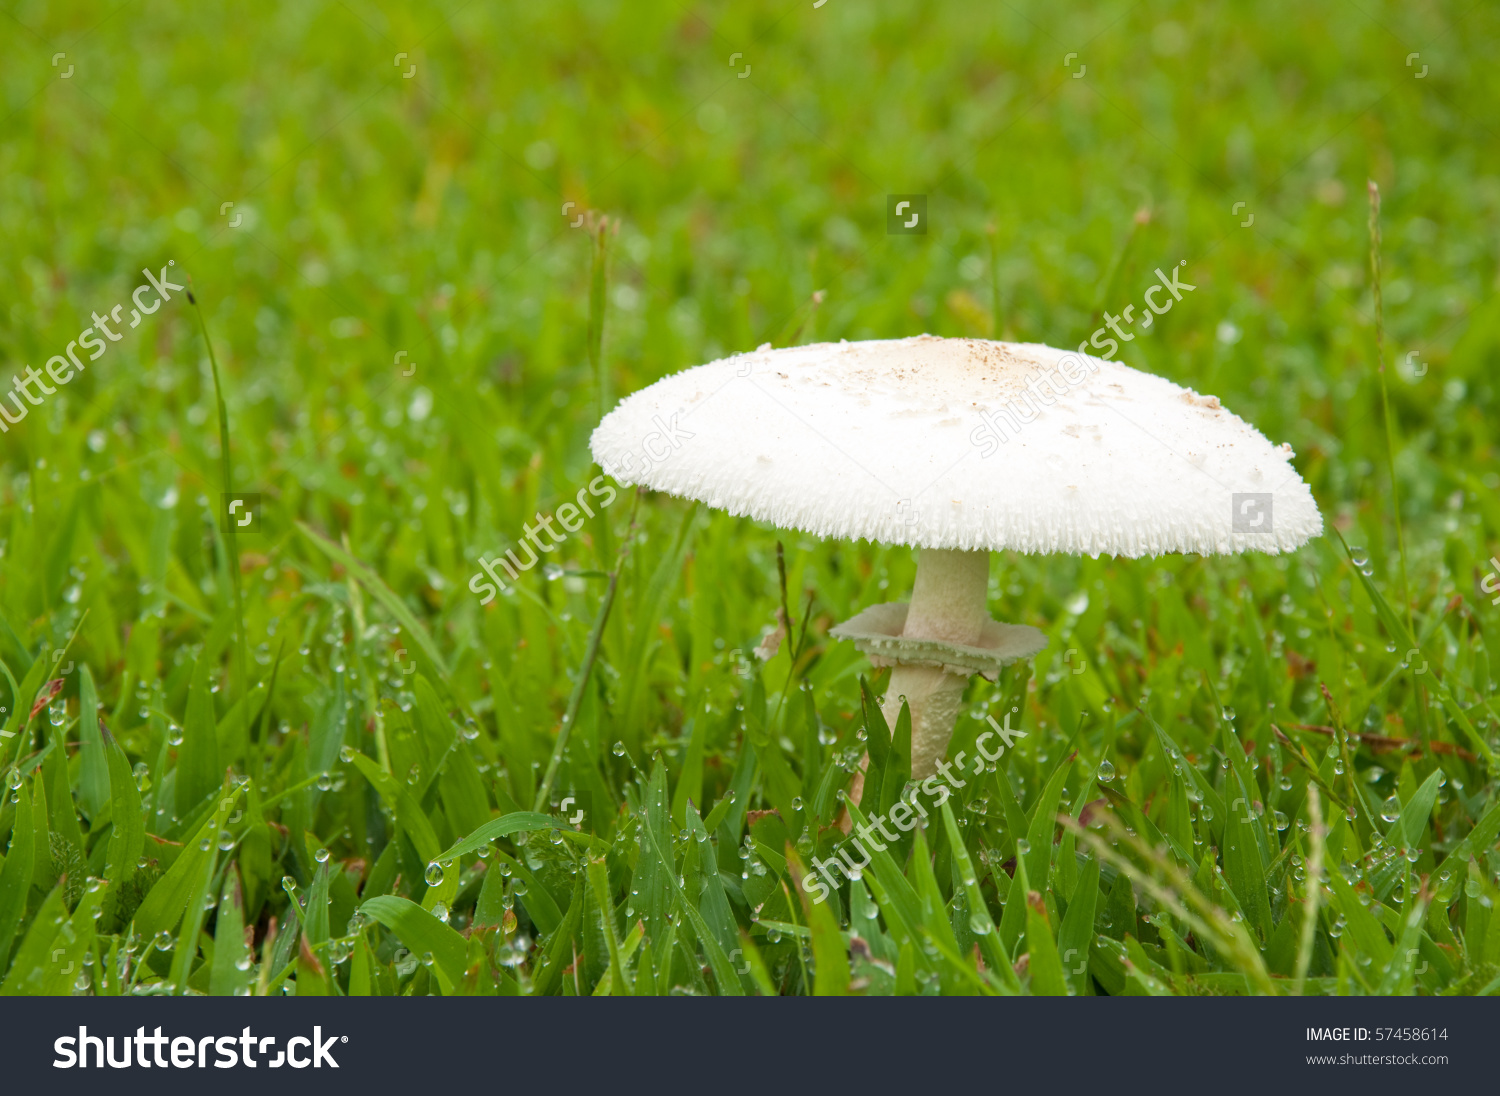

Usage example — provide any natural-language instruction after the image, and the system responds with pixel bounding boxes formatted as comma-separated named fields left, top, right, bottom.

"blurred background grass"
left=0, top=0, right=1498, bottom=995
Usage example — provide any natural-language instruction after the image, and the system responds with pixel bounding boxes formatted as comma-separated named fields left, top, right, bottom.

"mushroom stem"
left=881, top=547, right=989, bottom=778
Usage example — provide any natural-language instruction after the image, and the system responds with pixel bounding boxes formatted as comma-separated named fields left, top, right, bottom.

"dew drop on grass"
left=513, top=880, right=529, bottom=896
left=154, top=931, right=175, bottom=951
left=969, top=912, right=993, bottom=935
left=612, top=741, right=627, bottom=757
left=1273, top=811, right=1289, bottom=831
left=1381, top=796, right=1401, bottom=823
left=1200, top=805, right=1214, bottom=822
left=339, top=745, right=355, bottom=763
left=317, top=771, right=333, bottom=791
left=791, top=797, right=803, bottom=810
left=1278, top=775, right=1293, bottom=791
left=431, top=902, right=449, bottom=923
left=217, top=830, right=235, bottom=851
left=1015, top=839, right=1032, bottom=855
left=314, top=847, right=331, bottom=864
left=1095, top=759, right=1115, bottom=782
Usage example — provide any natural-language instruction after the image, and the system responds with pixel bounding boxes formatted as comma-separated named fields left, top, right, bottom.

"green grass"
left=0, top=0, right=1498, bottom=995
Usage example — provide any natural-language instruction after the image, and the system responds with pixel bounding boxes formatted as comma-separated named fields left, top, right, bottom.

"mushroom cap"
left=589, top=335, right=1323, bottom=557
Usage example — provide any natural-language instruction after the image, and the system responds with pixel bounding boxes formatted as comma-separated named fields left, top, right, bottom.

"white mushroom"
left=590, top=335, right=1322, bottom=784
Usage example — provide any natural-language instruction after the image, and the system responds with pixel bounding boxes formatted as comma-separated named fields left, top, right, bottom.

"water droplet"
left=612, top=741, right=627, bottom=757
left=791, top=797, right=804, bottom=810
left=167, top=726, right=184, bottom=746
left=1096, top=759, right=1116, bottom=783
left=154, top=931, right=175, bottom=951
left=1221, top=707, right=1235, bottom=722
left=235, top=955, right=254, bottom=971
left=1278, top=775, right=1292, bottom=791
left=339, top=745, right=356, bottom=763
left=1333, top=759, right=1345, bottom=775
left=1015, top=838, right=1032, bottom=855
left=969, top=912, right=993, bottom=935
left=314, top=847, right=331, bottom=864
left=198, top=837, right=211, bottom=852
left=217, top=830, right=235, bottom=851
left=1273, top=810, right=1289, bottom=832
left=431, top=902, right=450, bottom=923
left=424, top=862, right=444, bottom=887
left=1200, top=805, right=1214, bottom=822
left=1405, top=846, right=1420, bottom=864
left=513, top=879, right=529, bottom=896
left=317, top=771, right=333, bottom=791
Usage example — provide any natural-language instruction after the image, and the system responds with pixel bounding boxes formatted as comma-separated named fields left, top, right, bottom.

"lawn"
left=0, top=0, right=1498, bottom=996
